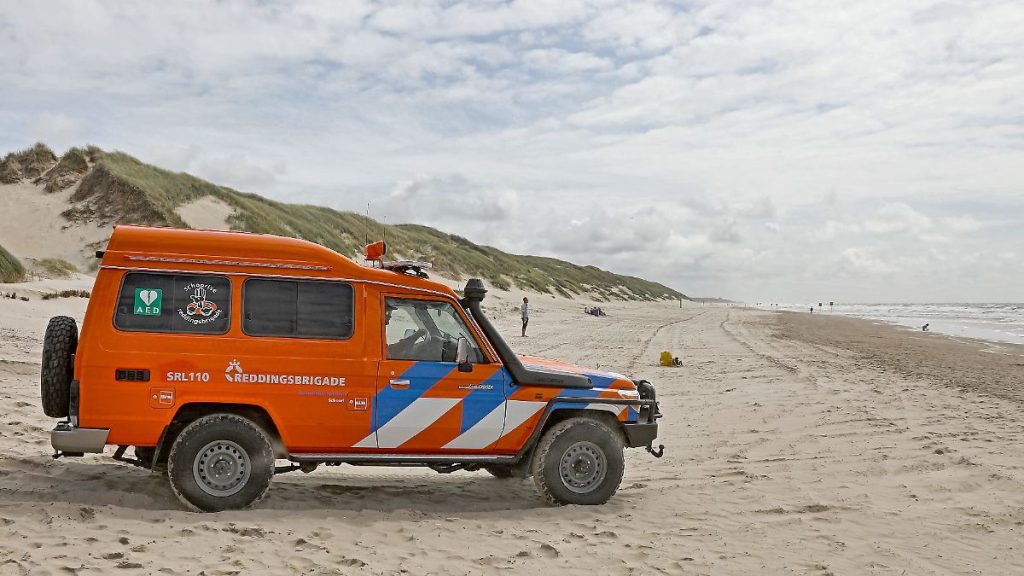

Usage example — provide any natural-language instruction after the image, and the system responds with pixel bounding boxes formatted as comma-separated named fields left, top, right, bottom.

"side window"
left=115, top=272, right=231, bottom=334
left=385, top=298, right=484, bottom=363
left=243, top=279, right=354, bottom=339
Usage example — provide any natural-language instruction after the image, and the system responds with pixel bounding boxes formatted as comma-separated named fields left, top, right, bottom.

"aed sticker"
left=134, top=288, right=163, bottom=316
left=348, top=397, right=368, bottom=411
left=178, top=282, right=223, bottom=325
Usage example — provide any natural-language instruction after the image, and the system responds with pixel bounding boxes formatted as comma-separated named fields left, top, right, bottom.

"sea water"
left=763, top=303, right=1024, bottom=346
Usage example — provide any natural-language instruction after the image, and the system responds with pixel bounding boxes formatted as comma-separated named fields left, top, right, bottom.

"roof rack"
left=381, top=260, right=432, bottom=279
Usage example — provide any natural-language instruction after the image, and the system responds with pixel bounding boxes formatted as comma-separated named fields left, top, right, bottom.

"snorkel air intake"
left=462, top=279, right=591, bottom=389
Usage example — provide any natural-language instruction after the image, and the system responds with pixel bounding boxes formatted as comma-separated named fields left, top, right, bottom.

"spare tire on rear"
left=41, top=316, right=78, bottom=418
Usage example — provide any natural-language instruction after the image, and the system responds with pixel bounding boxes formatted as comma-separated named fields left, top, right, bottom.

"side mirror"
left=456, top=337, right=472, bottom=372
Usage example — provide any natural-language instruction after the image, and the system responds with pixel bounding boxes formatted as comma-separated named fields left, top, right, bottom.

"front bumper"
left=622, top=421, right=659, bottom=447
left=51, top=422, right=108, bottom=454
left=630, top=379, right=664, bottom=456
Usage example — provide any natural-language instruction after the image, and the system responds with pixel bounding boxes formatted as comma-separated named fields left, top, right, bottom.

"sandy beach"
left=2, top=282, right=1023, bottom=575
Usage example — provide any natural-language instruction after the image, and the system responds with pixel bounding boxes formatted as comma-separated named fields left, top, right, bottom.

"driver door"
left=363, top=296, right=507, bottom=453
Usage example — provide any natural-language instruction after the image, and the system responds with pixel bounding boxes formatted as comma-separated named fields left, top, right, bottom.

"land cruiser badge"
left=178, top=283, right=222, bottom=325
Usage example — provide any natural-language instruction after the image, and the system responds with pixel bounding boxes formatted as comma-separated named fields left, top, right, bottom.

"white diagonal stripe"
left=443, top=402, right=506, bottom=450
left=582, top=402, right=626, bottom=416
left=375, top=397, right=461, bottom=449
left=498, top=400, right=546, bottom=439
left=352, top=433, right=377, bottom=448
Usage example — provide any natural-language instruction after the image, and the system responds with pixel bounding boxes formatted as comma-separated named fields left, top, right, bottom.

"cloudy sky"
left=1, top=0, right=1021, bottom=302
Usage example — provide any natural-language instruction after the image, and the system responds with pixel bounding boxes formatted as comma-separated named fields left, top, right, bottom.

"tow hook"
left=646, top=443, right=665, bottom=458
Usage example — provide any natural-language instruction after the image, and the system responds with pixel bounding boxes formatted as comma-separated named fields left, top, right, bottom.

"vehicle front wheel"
left=167, top=414, right=275, bottom=512
left=532, top=417, right=624, bottom=505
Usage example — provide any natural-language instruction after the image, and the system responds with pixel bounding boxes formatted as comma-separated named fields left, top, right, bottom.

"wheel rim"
left=192, top=440, right=251, bottom=497
left=558, top=441, right=607, bottom=494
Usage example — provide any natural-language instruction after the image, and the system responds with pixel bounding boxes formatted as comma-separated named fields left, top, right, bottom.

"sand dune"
left=1, top=282, right=1022, bottom=574
left=0, top=183, right=108, bottom=273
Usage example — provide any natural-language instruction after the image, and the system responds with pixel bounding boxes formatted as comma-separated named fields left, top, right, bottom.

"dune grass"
left=43, top=147, right=91, bottom=193
left=36, top=258, right=78, bottom=278
left=1, top=143, right=58, bottom=184
left=0, top=245, right=26, bottom=283
left=62, top=148, right=685, bottom=300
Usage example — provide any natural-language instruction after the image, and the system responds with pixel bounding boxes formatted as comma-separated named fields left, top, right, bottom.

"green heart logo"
left=134, top=288, right=162, bottom=316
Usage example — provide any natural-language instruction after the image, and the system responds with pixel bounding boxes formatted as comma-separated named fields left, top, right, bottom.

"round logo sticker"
left=177, top=283, right=223, bottom=325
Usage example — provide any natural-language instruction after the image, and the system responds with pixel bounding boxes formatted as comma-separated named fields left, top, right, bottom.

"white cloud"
left=0, top=0, right=1021, bottom=302
left=380, top=174, right=520, bottom=231
left=814, top=220, right=860, bottom=241
left=940, top=215, right=983, bottom=233
left=840, top=247, right=898, bottom=276
left=193, top=154, right=286, bottom=190
left=30, top=113, right=81, bottom=148
left=864, top=203, right=934, bottom=236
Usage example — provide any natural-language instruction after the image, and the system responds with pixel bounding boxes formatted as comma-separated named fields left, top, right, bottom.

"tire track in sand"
left=627, top=309, right=708, bottom=374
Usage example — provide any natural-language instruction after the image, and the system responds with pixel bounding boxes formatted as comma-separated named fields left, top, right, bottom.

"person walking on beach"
left=521, top=297, right=529, bottom=337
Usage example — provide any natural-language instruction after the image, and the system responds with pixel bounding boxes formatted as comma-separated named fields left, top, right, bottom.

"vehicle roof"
left=101, top=225, right=457, bottom=297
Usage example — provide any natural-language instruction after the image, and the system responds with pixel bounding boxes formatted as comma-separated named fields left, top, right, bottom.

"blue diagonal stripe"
left=582, top=373, right=618, bottom=389
left=373, top=362, right=454, bottom=432
left=458, top=369, right=508, bottom=434
left=519, top=361, right=620, bottom=390
left=626, top=405, right=640, bottom=421
left=553, top=386, right=606, bottom=398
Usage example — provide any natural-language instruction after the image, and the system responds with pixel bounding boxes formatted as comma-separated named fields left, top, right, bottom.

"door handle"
left=389, top=379, right=411, bottom=390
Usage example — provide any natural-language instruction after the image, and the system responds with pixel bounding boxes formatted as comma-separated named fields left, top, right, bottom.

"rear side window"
left=115, top=272, right=231, bottom=334
left=243, top=279, right=354, bottom=339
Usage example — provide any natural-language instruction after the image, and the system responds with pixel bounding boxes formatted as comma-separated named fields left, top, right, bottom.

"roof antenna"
left=362, top=203, right=387, bottom=268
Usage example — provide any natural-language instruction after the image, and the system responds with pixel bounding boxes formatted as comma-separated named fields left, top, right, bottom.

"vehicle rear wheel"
left=532, top=417, right=624, bottom=505
left=167, top=414, right=274, bottom=512
left=40, top=316, right=77, bottom=418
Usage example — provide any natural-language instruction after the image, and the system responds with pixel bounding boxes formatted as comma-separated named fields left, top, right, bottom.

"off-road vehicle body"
left=42, top=226, right=662, bottom=511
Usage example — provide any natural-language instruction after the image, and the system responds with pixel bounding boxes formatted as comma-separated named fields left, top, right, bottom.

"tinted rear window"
left=243, top=279, right=354, bottom=339
left=115, top=272, right=231, bottom=334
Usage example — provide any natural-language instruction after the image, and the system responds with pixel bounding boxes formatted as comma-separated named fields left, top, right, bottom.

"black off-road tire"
left=167, top=414, right=275, bottom=512
left=532, top=417, right=625, bottom=506
left=40, top=316, right=78, bottom=418
left=483, top=465, right=514, bottom=479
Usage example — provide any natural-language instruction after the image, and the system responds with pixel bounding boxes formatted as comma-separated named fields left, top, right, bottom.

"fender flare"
left=151, top=401, right=286, bottom=467
left=511, top=397, right=645, bottom=464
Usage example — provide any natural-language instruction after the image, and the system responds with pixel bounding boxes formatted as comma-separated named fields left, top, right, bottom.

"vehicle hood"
left=518, top=354, right=634, bottom=390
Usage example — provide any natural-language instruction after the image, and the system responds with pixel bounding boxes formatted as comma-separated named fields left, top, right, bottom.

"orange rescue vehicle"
left=41, top=226, right=663, bottom=511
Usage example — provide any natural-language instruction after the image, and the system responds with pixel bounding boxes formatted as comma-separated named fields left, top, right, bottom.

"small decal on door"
left=348, top=397, right=368, bottom=411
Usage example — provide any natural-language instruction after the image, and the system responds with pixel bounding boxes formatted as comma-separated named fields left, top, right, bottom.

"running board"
left=289, top=453, right=517, bottom=465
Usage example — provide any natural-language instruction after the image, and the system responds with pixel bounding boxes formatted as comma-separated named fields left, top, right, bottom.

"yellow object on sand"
left=659, top=351, right=674, bottom=367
